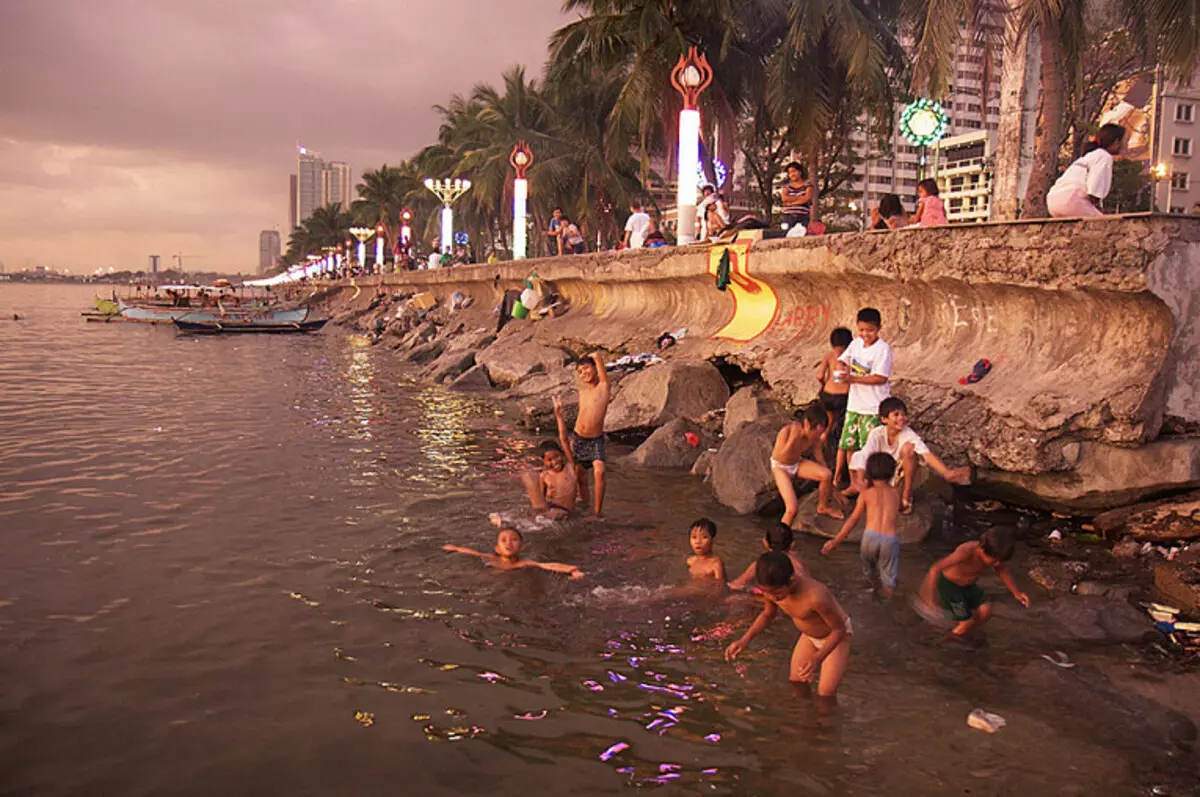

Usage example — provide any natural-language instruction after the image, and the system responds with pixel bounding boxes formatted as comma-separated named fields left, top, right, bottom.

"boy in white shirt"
left=833, top=307, right=892, bottom=489
left=622, top=200, right=652, bottom=249
left=844, top=397, right=972, bottom=513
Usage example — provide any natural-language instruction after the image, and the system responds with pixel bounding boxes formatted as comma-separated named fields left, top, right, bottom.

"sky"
left=0, top=0, right=568, bottom=274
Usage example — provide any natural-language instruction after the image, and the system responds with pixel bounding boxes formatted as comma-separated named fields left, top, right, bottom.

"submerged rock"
left=627, top=418, right=712, bottom=469
left=710, top=420, right=781, bottom=514
left=605, top=361, right=731, bottom=433
left=1040, top=596, right=1155, bottom=643
left=691, top=449, right=717, bottom=481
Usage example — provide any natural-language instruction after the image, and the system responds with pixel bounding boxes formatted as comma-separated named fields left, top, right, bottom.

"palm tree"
left=283, top=204, right=353, bottom=264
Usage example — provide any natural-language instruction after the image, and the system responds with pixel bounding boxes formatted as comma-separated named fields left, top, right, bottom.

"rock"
left=793, top=490, right=937, bottom=545
left=711, top=420, right=782, bottom=514
left=691, top=450, right=717, bottom=481
left=605, top=361, right=731, bottom=433
left=399, top=321, right=438, bottom=351
left=406, top=339, right=445, bottom=364
left=1094, top=490, right=1200, bottom=543
left=475, top=338, right=568, bottom=387
left=1027, top=558, right=1089, bottom=593
left=723, top=385, right=788, bottom=438
left=1039, top=597, right=1111, bottom=642
left=1096, top=600, right=1156, bottom=643
left=1154, top=562, right=1200, bottom=612
left=627, top=418, right=712, bottom=469
left=500, top=367, right=575, bottom=400
left=427, top=350, right=476, bottom=384
left=1110, top=540, right=1141, bottom=559
left=451, top=364, right=492, bottom=391
left=443, top=328, right=495, bottom=353
left=1073, top=580, right=1113, bottom=597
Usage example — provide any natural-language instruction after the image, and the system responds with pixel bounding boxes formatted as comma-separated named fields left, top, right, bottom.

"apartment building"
left=1153, top=73, right=1200, bottom=213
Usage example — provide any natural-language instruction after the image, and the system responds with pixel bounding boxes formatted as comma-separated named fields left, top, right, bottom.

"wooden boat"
left=120, top=300, right=308, bottom=325
left=172, top=317, right=327, bottom=334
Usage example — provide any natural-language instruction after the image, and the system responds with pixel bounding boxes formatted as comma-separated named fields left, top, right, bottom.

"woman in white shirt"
left=1047, top=123, right=1126, bottom=218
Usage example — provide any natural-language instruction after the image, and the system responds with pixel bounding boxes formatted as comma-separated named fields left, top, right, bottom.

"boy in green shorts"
left=917, top=528, right=1030, bottom=638
left=833, top=307, right=893, bottom=488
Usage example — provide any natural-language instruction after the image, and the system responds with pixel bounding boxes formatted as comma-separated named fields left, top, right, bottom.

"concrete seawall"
left=326, top=214, right=1200, bottom=512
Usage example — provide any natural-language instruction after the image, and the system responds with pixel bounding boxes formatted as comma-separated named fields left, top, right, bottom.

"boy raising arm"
left=571, top=353, right=611, bottom=518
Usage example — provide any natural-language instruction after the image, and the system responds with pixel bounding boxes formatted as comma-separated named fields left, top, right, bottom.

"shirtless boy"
left=686, top=518, right=726, bottom=583
left=822, top=452, right=902, bottom=598
left=917, top=528, right=1030, bottom=637
left=524, top=396, right=579, bottom=518
left=443, top=528, right=584, bottom=579
left=724, top=552, right=853, bottom=698
left=571, top=353, right=610, bottom=518
left=816, top=327, right=852, bottom=444
left=728, top=523, right=809, bottom=591
left=771, top=405, right=844, bottom=525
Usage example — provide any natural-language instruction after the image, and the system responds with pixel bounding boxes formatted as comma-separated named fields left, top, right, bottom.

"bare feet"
left=816, top=504, right=845, bottom=521
left=840, top=485, right=859, bottom=499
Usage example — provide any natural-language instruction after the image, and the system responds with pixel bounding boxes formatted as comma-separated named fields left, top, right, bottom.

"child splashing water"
left=444, top=528, right=584, bottom=579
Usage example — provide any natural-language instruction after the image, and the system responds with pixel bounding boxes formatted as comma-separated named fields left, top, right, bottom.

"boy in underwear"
left=821, top=453, right=901, bottom=598
left=443, top=528, right=584, bottom=579
left=917, top=528, right=1030, bottom=638
left=724, top=552, right=853, bottom=698
left=571, top=353, right=610, bottom=518
left=816, top=327, right=852, bottom=445
left=728, top=523, right=809, bottom=591
left=771, top=405, right=843, bottom=525
left=686, top=518, right=726, bottom=583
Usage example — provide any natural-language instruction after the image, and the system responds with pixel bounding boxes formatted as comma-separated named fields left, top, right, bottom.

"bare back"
left=771, top=422, right=820, bottom=466
left=862, top=483, right=900, bottom=535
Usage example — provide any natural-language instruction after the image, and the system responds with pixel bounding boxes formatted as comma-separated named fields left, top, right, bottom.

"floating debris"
left=967, top=709, right=1006, bottom=733
left=354, top=711, right=375, bottom=728
left=599, top=742, right=630, bottom=761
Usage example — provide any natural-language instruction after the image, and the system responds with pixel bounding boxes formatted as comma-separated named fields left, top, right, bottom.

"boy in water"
left=771, top=405, right=843, bottom=525
left=724, top=552, right=853, bottom=698
left=728, top=523, right=809, bottom=591
left=686, top=518, right=726, bottom=583
left=443, top=528, right=584, bottom=579
left=821, top=453, right=901, bottom=598
left=917, top=528, right=1030, bottom=638
left=571, top=353, right=610, bottom=518
left=833, top=308, right=893, bottom=489
left=490, top=397, right=578, bottom=531
left=816, top=327, right=853, bottom=445
left=843, top=397, right=971, bottom=513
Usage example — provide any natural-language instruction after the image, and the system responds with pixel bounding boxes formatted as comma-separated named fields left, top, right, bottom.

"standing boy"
left=771, top=405, right=843, bottom=525
left=816, top=327, right=852, bottom=445
left=622, top=200, right=652, bottom=249
left=724, top=552, right=853, bottom=698
left=821, top=453, right=902, bottom=598
left=918, top=528, right=1030, bottom=638
left=843, top=397, right=971, bottom=513
left=571, top=352, right=610, bottom=518
left=834, top=307, right=893, bottom=489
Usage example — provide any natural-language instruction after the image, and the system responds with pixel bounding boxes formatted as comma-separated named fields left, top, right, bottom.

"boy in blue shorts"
left=833, top=307, right=893, bottom=489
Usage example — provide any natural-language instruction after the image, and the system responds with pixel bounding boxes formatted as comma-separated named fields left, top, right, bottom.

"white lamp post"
left=374, top=222, right=386, bottom=272
left=349, top=227, right=374, bottom=271
left=510, top=141, right=534, bottom=260
left=398, top=207, right=414, bottom=269
left=670, top=47, right=712, bottom=246
left=424, top=177, right=472, bottom=254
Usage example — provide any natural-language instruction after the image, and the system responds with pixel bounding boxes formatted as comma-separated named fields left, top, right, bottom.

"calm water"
left=0, top=283, right=1189, bottom=796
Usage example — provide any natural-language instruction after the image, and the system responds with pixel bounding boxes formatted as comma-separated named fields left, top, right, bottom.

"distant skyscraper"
left=288, top=173, right=298, bottom=230
left=323, top=161, right=353, bottom=211
left=296, top=146, right=323, bottom=224
left=148, top=254, right=160, bottom=275
left=258, top=230, right=281, bottom=275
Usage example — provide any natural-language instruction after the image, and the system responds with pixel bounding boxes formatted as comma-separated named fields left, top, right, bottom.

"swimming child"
left=771, top=405, right=844, bottom=526
left=911, top=178, right=947, bottom=227
left=728, top=523, right=810, bottom=591
left=489, top=397, right=578, bottom=533
left=917, top=527, right=1030, bottom=637
left=816, top=327, right=852, bottom=445
left=843, top=397, right=971, bottom=513
left=821, top=452, right=902, bottom=598
left=724, top=552, right=853, bottom=698
left=443, top=528, right=584, bottom=579
left=833, top=307, right=893, bottom=490
left=571, top=353, right=611, bottom=518
left=686, top=518, right=726, bottom=583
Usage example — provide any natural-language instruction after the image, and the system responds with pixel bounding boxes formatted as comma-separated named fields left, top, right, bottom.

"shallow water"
left=0, top=283, right=1191, bottom=795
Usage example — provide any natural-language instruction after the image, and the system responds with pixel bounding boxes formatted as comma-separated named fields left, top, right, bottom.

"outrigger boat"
left=116, top=284, right=306, bottom=324
left=172, top=313, right=327, bottom=334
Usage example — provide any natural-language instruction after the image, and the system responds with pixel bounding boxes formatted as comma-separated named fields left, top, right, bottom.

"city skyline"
left=0, top=0, right=567, bottom=274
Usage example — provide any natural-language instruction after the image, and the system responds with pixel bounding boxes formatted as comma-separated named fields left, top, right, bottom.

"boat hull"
left=172, top=318, right=327, bottom=334
left=120, top=301, right=308, bottom=325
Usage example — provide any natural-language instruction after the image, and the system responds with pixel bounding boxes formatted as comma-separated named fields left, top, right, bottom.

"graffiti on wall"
left=706, top=233, right=779, bottom=342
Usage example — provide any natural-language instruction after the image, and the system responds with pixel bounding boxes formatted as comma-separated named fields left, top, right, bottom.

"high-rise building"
left=259, top=230, right=281, bottom=275
left=1152, top=66, right=1200, bottom=213
left=148, top=254, right=160, bottom=275
left=323, top=161, right=354, bottom=211
left=296, top=146, right=324, bottom=225
left=289, top=174, right=298, bottom=230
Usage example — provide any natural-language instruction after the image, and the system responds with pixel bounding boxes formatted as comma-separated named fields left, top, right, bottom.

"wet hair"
left=690, top=518, right=717, bottom=537
left=498, top=527, right=524, bottom=542
left=796, top=404, right=828, bottom=429
left=786, top=162, right=808, bottom=179
left=765, top=523, right=794, bottom=551
left=755, top=551, right=794, bottom=587
left=878, top=194, right=903, bottom=219
left=980, top=527, right=1016, bottom=561
left=857, top=307, right=882, bottom=327
left=656, top=332, right=677, bottom=348
left=830, top=327, right=853, bottom=348
left=576, top=358, right=597, bottom=371
left=539, top=440, right=563, bottom=453
left=918, top=178, right=939, bottom=197
left=1082, top=123, right=1126, bottom=156
left=865, top=452, right=897, bottom=484
left=878, top=397, right=907, bottom=418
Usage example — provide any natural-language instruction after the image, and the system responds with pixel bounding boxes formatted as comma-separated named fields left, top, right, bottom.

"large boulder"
left=1093, top=490, right=1200, bottom=543
left=1154, top=562, right=1200, bottom=612
left=691, top=449, right=717, bottom=481
left=723, top=385, right=789, bottom=438
left=711, top=420, right=782, bottom=514
left=627, top=418, right=714, bottom=469
left=451, top=364, right=492, bottom=391
left=475, top=338, right=568, bottom=387
left=605, top=361, right=731, bottom=433
left=427, top=349, right=476, bottom=384
left=407, top=339, right=446, bottom=364
left=1039, top=596, right=1157, bottom=644
left=793, top=491, right=938, bottom=545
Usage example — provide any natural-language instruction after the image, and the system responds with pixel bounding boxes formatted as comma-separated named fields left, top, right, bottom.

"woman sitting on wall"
left=870, top=194, right=907, bottom=230
left=1046, top=124, right=1126, bottom=218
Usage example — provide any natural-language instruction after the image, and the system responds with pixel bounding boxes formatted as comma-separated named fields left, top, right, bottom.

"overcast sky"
left=0, top=0, right=567, bottom=274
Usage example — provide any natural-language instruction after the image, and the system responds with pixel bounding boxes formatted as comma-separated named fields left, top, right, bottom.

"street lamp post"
left=349, top=227, right=374, bottom=273
left=670, top=46, right=712, bottom=246
left=510, top=141, right=534, bottom=260
left=424, top=178, right=471, bottom=254
left=1154, top=162, right=1173, bottom=213
left=398, top=207, right=414, bottom=269
left=374, top=222, right=386, bottom=273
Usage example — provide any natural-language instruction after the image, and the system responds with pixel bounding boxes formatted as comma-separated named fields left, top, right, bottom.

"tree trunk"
left=1022, top=15, right=1066, bottom=218
left=993, top=3, right=1040, bottom=220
